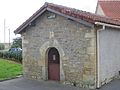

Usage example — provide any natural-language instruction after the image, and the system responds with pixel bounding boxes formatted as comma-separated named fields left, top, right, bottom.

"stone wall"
left=21, top=11, right=97, bottom=89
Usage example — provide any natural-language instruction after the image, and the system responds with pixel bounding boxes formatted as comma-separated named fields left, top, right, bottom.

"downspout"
left=96, top=25, right=105, bottom=88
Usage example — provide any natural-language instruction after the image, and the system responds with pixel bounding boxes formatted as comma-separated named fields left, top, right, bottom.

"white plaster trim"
left=95, top=22, right=120, bottom=29
left=49, top=31, right=54, bottom=39
left=95, top=4, right=105, bottom=16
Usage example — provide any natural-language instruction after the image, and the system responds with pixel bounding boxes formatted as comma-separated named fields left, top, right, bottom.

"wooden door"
left=48, top=47, right=60, bottom=81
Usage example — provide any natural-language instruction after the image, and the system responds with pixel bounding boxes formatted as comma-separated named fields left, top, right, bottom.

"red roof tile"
left=14, top=2, right=120, bottom=34
left=99, top=0, right=120, bottom=20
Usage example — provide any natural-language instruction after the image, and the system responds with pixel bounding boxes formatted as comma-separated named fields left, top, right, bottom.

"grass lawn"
left=0, top=58, right=22, bottom=80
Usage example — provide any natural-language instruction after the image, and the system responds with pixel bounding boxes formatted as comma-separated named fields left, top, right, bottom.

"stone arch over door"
left=39, top=40, right=65, bottom=81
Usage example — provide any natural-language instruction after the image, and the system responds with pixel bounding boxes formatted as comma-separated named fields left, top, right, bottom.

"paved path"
left=0, top=77, right=120, bottom=90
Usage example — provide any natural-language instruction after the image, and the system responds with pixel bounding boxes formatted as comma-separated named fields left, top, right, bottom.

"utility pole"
left=4, top=19, right=6, bottom=44
left=8, top=29, right=10, bottom=47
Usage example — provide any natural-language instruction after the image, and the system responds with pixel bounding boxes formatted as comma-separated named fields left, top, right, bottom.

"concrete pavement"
left=0, top=77, right=88, bottom=90
left=97, top=79, right=120, bottom=90
left=0, top=77, right=120, bottom=90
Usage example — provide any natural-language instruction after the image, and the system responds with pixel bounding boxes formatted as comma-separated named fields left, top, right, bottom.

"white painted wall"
left=95, top=4, right=105, bottom=16
left=99, top=28, right=120, bottom=86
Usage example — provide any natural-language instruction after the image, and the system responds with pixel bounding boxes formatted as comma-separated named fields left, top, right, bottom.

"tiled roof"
left=98, top=0, right=120, bottom=20
left=14, top=2, right=120, bottom=34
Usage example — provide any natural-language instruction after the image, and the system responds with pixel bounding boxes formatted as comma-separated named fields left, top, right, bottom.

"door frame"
left=45, top=47, right=62, bottom=81
left=47, top=47, right=60, bottom=81
left=40, top=41, right=65, bottom=81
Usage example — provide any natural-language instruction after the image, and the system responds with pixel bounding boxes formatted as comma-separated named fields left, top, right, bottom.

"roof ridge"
left=98, top=0, right=120, bottom=1
left=98, top=0, right=120, bottom=20
left=46, top=2, right=120, bottom=22
left=98, top=0, right=120, bottom=3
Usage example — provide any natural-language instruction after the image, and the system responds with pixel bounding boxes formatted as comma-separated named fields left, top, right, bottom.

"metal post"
left=4, top=19, right=6, bottom=44
left=8, top=29, right=10, bottom=48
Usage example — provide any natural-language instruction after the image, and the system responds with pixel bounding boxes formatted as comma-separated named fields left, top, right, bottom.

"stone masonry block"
left=87, top=47, right=95, bottom=54
left=85, top=33, right=95, bottom=38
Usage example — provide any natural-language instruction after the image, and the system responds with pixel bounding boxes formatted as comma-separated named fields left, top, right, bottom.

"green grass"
left=0, top=58, right=22, bottom=80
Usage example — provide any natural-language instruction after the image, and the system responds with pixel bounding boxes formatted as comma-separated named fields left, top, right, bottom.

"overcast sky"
left=0, top=0, right=98, bottom=43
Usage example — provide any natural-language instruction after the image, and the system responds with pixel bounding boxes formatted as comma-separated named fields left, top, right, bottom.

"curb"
left=0, top=75, right=23, bottom=82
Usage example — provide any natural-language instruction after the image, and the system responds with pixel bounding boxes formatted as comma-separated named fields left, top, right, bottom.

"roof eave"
left=14, top=7, right=94, bottom=34
left=14, top=4, right=47, bottom=34
left=14, top=2, right=120, bottom=34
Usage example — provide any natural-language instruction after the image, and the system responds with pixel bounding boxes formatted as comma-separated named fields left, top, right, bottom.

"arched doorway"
left=48, top=47, right=60, bottom=81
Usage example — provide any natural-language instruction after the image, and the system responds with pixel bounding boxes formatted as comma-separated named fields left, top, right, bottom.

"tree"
left=11, top=37, right=22, bottom=48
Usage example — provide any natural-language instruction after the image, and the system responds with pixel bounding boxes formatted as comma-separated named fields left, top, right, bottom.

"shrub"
left=0, top=50, right=22, bottom=63
left=0, top=51, right=3, bottom=57
left=10, top=51, right=22, bottom=63
left=0, top=44, right=5, bottom=50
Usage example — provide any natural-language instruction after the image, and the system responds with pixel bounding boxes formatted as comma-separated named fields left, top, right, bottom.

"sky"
left=0, top=0, right=98, bottom=43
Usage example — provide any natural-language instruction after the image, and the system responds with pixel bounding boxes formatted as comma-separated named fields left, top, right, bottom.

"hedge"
left=0, top=51, right=22, bottom=63
left=0, top=44, right=5, bottom=50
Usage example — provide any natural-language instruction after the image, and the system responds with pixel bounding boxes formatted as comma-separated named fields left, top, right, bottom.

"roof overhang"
left=14, top=7, right=94, bottom=34
left=14, top=2, right=120, bottom=34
